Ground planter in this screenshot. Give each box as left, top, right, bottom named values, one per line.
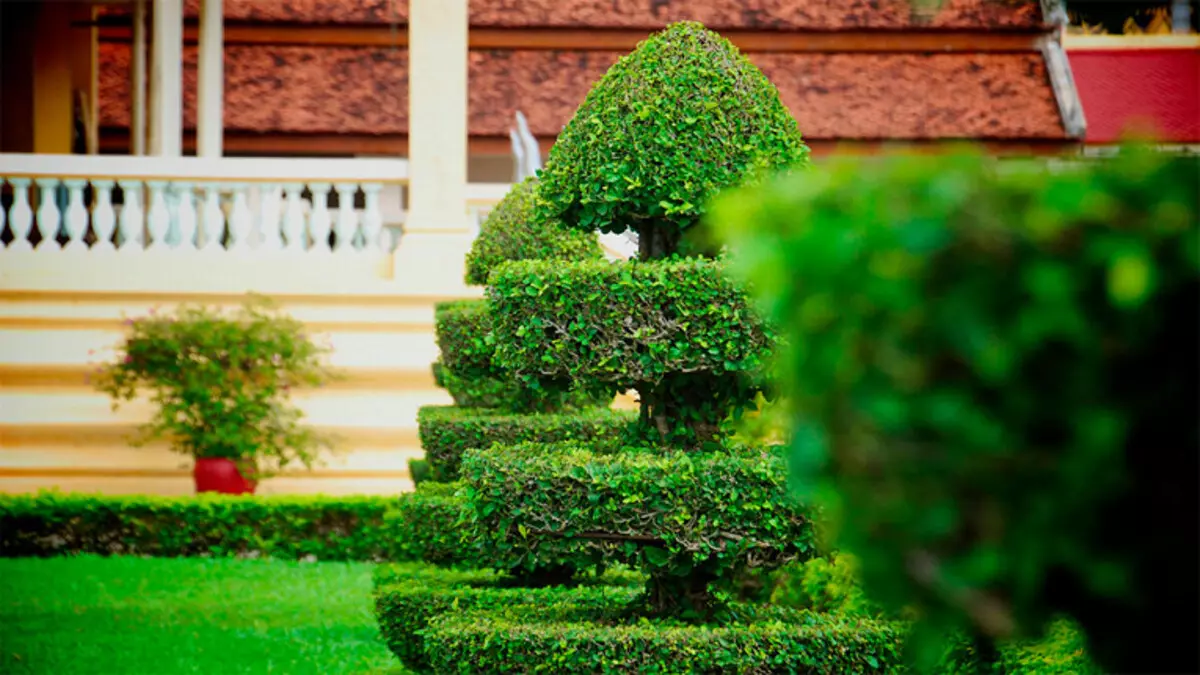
left=194, top=458, right=257, bottom=495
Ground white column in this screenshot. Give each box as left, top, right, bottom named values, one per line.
left=197, top=0, right=224, bottom=157
left=150, top=0, right=184, bottom=157
left=131, top=0, right=147, bottom=155
left=397, top=0, right=473, bottom=290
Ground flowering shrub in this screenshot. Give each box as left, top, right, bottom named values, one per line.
left=93, top=295, right=337, bottom=478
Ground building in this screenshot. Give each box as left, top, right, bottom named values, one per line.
left=0, top=0, right=1193, bottom=496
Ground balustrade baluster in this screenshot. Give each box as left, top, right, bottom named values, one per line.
left=200, top=184, right=224, bottom=252
left=282, top=183, right=305, bottom=251
left=92, top=180, right=117, bottom=252
left=117, top=181, right=144, bottom=251
left=228, top=184, right=253, bottom=252
left=8, top=178, right=33, bottom=251
left=63, top=179, right=89, bottom=251
left=146, top=181, right=169, bottom=251
left=259, top=184, right=284, bottom=251
left=175, top=182, right=198, bottom=251
left=333, top=183, right=358, bottom=253
left=308, top=182, right=332, bottom=253
left=361, top=183, right=385, bottom=252
left=34, top=178, right=61, bottom=251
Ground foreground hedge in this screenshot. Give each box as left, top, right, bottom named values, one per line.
left=418, top=406, right=635, bottom=480
left=426, top=602, right=903, bottom=674
left=1, top=492, right=403, bottom=560
left=462, top=442, right=814, bottom=579
left=373, top=562, right=643, bottom=672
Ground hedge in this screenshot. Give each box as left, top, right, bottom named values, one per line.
left=534, top=21, right=808, bottom=254
left=712, top=148, right=1199, bottom=673
left=434, top=299, right=497, bottom=380
left=418, top=406, right=636, bottom=481
left=373, top=561, right=643, bottom=672
left=385, top=482, right=476, bottom=567
left=488, top=258, right=774, bottom=388
left=433, top=360, right=514, bottom=409
left=462, top=442, right=814, bottom=583
left=0, top=492, right=399, bottom=560
left=464, top=176, right=602, bottom=286
left=425, top=601, right=903, bottom=674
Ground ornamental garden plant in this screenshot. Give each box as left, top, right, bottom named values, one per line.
left=92, top=295, right=336, bottom=494
left=373, top=21, right=904, bottom=673
left=714, top=148, right=1198, bottom=674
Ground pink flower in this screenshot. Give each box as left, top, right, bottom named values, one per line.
left=123, top=355, right=132, bottom=364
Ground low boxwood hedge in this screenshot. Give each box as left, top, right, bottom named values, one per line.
left=462, top=442, right=814, bottom=580
left=418, top=406, right=636, bottom=481
left=1, top=492, right=406, bottom=561
left=433, top=360, right=515, bottom=409
left=425, top=601, right=904, bottom=674
left=373, top=561, right=643, bottom=672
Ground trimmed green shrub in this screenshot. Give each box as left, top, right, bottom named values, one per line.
left=465, top=177, right=602, bottom=286
left=534, top=21, right=808, bottom=258
left=418, top=406, right=635, bottom=481
left=384, top=482, right=475, bottom=566
left=463, top=442, right=813, bottom=616
left=770, top=553, right=881, bottom=618
left=408, top=457, right=432, bottom=487
left=489, top=258, right=773, bottom=445
left=0, top=492, right=397, bottom=560
left=434, top=299, right=496, bottom=380
left=426, top=601, right=904, bottom=674
left=373, top=561, right=642, bottom=672
left=433, top=360, right=515, bottom=409
left=713, top=148, right=1199, bottom=672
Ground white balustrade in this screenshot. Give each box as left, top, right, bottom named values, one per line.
left=308, top=183, right=332, bottom=253
left=0, top=154, right=410, bottom=259
left=92, top=180, right=117, bottom=252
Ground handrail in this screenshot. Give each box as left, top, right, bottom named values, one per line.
left=0, top=153, right=410, bottom=184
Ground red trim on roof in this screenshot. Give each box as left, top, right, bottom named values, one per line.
left=1068, top=48, right=1200, bottom=144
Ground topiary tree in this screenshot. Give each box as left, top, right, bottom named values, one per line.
left=472, top=21, right=818, bottom=624
left=535, top=20, right=809, bottom=259
left=465, top=176, right=602, bottom=286
left=713, top=147, right=1199, bottom=674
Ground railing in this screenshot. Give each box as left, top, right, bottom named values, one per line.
left=0, top=154, right=409, bottom=255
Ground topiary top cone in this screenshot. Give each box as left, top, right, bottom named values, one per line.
left=465, top=177, right=602, bottom=286
left=535, top=21, right=809, bottom=260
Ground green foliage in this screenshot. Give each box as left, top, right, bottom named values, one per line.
left=465, top=177, right=603, bottom=286
left=91, top=295, right=337, bottom=478
left=425, top=601, right=903, bottom=675
left=0, top=556, right=395, bottom=675
left=714, top=148, right=1199, bottom=673
left=372, top=561, right=642, bottom=672
left=408, top=457, right=431, bottom=487
left=938, top=619, right=1101, bottom=675
left=433, top=360, right=515, bottom=409
left=462, top=442, right=814, bottom=616
left=434, top=299, right=607, bottom=413
left=1, top=492, right=397, bottom=561
left=488, top=258, right=773, bottom=445
left=385, top=482, right=475, bottom=567
left=771, top=553, right=881, bottom=618
left=418, top=405, right=635, bottom=481
left=534, top=21, right=808, bottom=255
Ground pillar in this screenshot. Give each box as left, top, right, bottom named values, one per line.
left=149, top=0, right=183, bottom=156
left=132, top=0, right=147, bottom=155
left=197, top=0, right=224, bottom=157
left=393, top=0, right=475, bottom=293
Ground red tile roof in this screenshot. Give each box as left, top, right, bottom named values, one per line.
left=1068, top=48, right=1200, bottom=144
left=97, top=43, right=1070, bottom=142
left=111, top=0, right=1045, bottom=29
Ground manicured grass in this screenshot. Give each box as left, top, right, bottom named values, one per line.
left=0, top=556, right=406, bottom=674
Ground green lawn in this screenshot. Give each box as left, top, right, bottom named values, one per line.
left=0, top=556, right=404, bottom=674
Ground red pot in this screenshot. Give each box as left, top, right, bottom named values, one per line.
left=194, top=458, right=257, bottom=495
